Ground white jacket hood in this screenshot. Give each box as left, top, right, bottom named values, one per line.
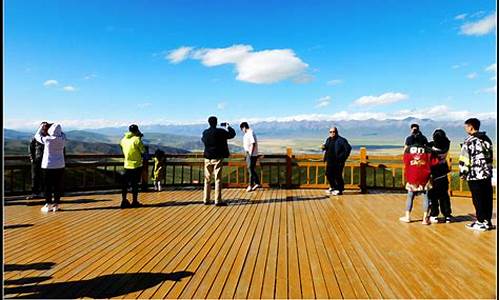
left=48, top=124, right=63, bottom=137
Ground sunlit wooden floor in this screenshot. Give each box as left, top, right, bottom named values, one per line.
left=4, top=188, right=497, bottom=299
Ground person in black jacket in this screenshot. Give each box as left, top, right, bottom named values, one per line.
left=201, top=116, right=236, bottom=206
left=404, top=123, right=428, bottom=152
left=428, top=128, right=453, bottom=223
left=27, top=122, right=48, bottom=200
left=322, top=127, right=351, bottom=195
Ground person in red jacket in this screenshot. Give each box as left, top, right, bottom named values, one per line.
left=400, top=143, right=437, bottom=224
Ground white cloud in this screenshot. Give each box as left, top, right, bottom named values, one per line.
left=315, top=96, right=331, bottom=108
left=454, top=13, right=468, bottom=20
left=476, top=85, right=497, bottom=94
left=467, top=72, right=478, bottom=79
left=63, top=86, right=76, bottom=92
left=485, top=63, right=497, bottom=73
left=460, top=13, right=497, bottom=36
left=239, top=105, right=496, bottom=123
left=192, top=44, right=252, bottom=66
left=293, top=73, right=315, bottom=84
left=326, top=79, right=343, bottom=86
left=353, top=92, right=408, bottom=106
left=84, top=73, right=97, bottom=80
left=166, top=46, right=193, bottom=64
left=6, top=104, right=496, bottom=131
left=235, top=49, right=308, bottom=84
left=169, top=44, right=309, bottom=84
left=451, top=62, right=468, bottom=69
left=137, top=102, right=152, bottom=108
left=43, top=79, right=59, bottom=87
left=217, top=102, right=226, bottom=110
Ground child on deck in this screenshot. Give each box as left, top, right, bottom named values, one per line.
left=152, top=149, right=166, bottom=191
left=400, top=143, right=436, bottom=225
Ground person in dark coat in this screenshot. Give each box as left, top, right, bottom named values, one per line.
left=404, top=123, right=428, bottom=152
left=322, top=127, right=351, bottom=195
left=27, top=122, right=48, bottom=200
left=428, top=129, right=453, bottom=223
left=201, top=116, right=236, bottom=206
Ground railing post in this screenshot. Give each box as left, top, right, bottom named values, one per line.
left=286, top=147, right=293, bottom=188
left=359, top=147, right=367, bottom=193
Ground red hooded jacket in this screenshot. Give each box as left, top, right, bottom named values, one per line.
left=403, top=145, right=438, bottom=191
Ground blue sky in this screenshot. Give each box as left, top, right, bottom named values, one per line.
left=4, top=0, right=497, bottom=129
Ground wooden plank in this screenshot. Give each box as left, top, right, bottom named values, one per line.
left=4, top=189, right=497, bottom=299
left=232, top=188, right=271, bottom=298
left=142, top=188, right=245, bottom=299
left=246, top=192, right=276, bottom=298
left=260, top=188, right=280, bottom=298
left=274, top=189, right=288, bottom=299
left=293, top=190, right=315, bottom=298
left=285, top=190, right=302, bottom=299
left=204, top=195, right=260, bottom=298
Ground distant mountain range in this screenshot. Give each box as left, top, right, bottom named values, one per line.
left=4, top=129, right=240, bottom=155
left=87, top=117, right=496, bottom=142
left=4, top=117, right=496, bottom=155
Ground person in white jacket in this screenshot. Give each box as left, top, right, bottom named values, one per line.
left=35, top=123, right=66, bottom=212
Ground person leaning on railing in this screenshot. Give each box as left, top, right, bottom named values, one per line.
left=119, top=124, right=146, bottom=208
left=201, top=116, right=236, bottom=206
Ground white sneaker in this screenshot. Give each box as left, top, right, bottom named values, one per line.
left=251, top=184, right=261, bottom=191
left=465, top=221, right=488, bottom=231
left=325, top=189, right=333, bottom=195
left=157, top=182, right=162, bottom=192
left=332, top=190, right=340, bottom=196
left=430, top=216, right=439, bottom=223
left=399, top=216, right=411, bottom=223
left=246, top=186, right=253, bottom=192
left=52, top=204, right=59, bottom=212
left=41, top=204, right=51, bottom=213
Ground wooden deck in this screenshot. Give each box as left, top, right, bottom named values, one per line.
left=4, top=188, right=497, bottom=299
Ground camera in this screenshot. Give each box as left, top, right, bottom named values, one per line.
left=220, top=122, right=228, bottom=127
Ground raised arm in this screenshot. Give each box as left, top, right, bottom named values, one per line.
left=226, top=126, right=236, bottom=139
left=34, top=124, right=45, bottom=144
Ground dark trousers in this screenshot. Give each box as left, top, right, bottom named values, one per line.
left=468, top=179, right=493, bottom=223
left=326, top=161, right=345, bottom=192
left=43, top=168, right=64, bottom=205
left=31, top=160, right=43, bottom=195
left=141, top=161, right=149, bottom=191
left=428, top=177, right=452, bottom=217
left=246, top=155, right=261, bottom=186
left=122, top=168, right=142, bottom=203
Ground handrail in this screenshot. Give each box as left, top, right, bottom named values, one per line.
left=4, top=147, right=495, bottom=197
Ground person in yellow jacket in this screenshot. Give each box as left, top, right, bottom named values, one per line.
left=120, top=124, right=146, bottom=208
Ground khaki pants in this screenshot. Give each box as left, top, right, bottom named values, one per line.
left=204, top=158, right=224, bottom=203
